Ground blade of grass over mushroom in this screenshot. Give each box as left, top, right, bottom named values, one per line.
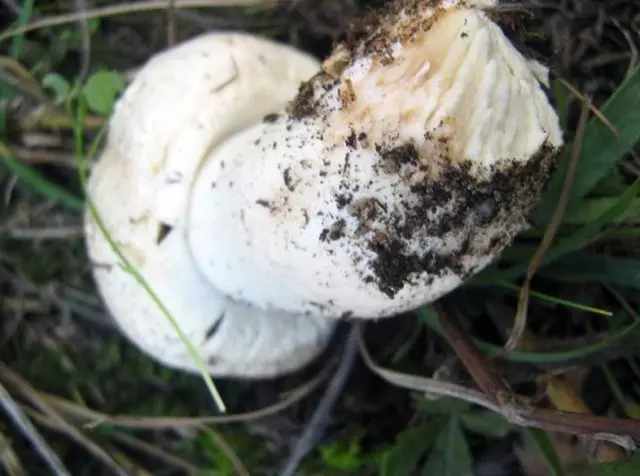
left=417, top=307, right=640, bottom=364
left=533, top=64, right=640, bottom=223
left=68, top=87, right=227, bottom=414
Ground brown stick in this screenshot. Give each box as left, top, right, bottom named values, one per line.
left=497, top=95, right=592, bottom=358
left=433, top=301, right=640, bottom=448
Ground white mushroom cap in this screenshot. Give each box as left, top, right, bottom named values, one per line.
left=85, top=32, right=335, bottom=378
left=85, top=0, right=564, bottom=378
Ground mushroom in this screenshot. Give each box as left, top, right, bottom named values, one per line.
left=84, top=0, right=564, bottom=378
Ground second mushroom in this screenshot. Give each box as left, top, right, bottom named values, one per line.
left=84, top=0, right=563, bottom=378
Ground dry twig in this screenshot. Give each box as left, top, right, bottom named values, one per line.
left=199, top=426, right=251, bottom=476
left=433, top=301, right=640, bottom=450
left=0, top=364, right=130, bottom=476
left=279, top=324, right=360, bottom=476
left=32, top=359, right=333, bottom=430
left=167, top=0, right=178, bottom=46
left=73, top=0, right=91, bottom=82
left=0, top=0, right=284, bottom=43
left=0, top=430, right=28, bottom=476
left=0, top=382, right=70, bottom=476
left=497, top=95, right=592, bottom=357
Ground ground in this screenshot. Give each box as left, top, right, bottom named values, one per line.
left=1, top=1, right=640, bottom=475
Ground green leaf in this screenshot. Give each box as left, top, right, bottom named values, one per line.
left=564, top=197, right=640, bottom=225
left=567, top=452, right=640, bottom=476
left=421, top=418, right=474, bottom=476
left=380, top=425, right=440, bottom=476
left=82, top=70, right=125, bottom=116
left=526, top=428, right=566, bottom=476
left=590, top=170, right=628, bottom=196
left=42, top=72, right=71, bottom=103
left=625, top=403, right=640, bottom=420
left=539, top=252, right=640, bottom=289
left=595, top=228, right=640, bottom=241
left=550, top=79, right=570, bottom=132
left=415, top=396, right=471, bottom=416
left=460, top=411, right=511, bottom=438
left=319, top=434, right=363, bottom=471
left=198, top=431, right=233, bottom=475
left=534, top=63, right=640, bottom=220
left=87, top=18, right=101, bottom=34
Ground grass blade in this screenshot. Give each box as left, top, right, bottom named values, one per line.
left=417, top=307, right=640, bottom=364
left=534, top=64, right=640, bottom=220
left=0, top=0, right=34, bottom=135
left=9, top=0, right=34, bottom=60
left=526, top=428, right=566, bottom=476
left=0, top=141, right=84, bottom=211
left=379, top=425, right=440, bottom=476
left=495, top=281, right=612, bottom=316
left=421, top=417, right=474, bottom=476
left=538, top=253, right=640, bottom=289
left=563, top=197, right=640, bottom=225
left=69, top=89, right=226, bottom=413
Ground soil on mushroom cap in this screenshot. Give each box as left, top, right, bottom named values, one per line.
left=331, top=139, right=559, bottom=299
